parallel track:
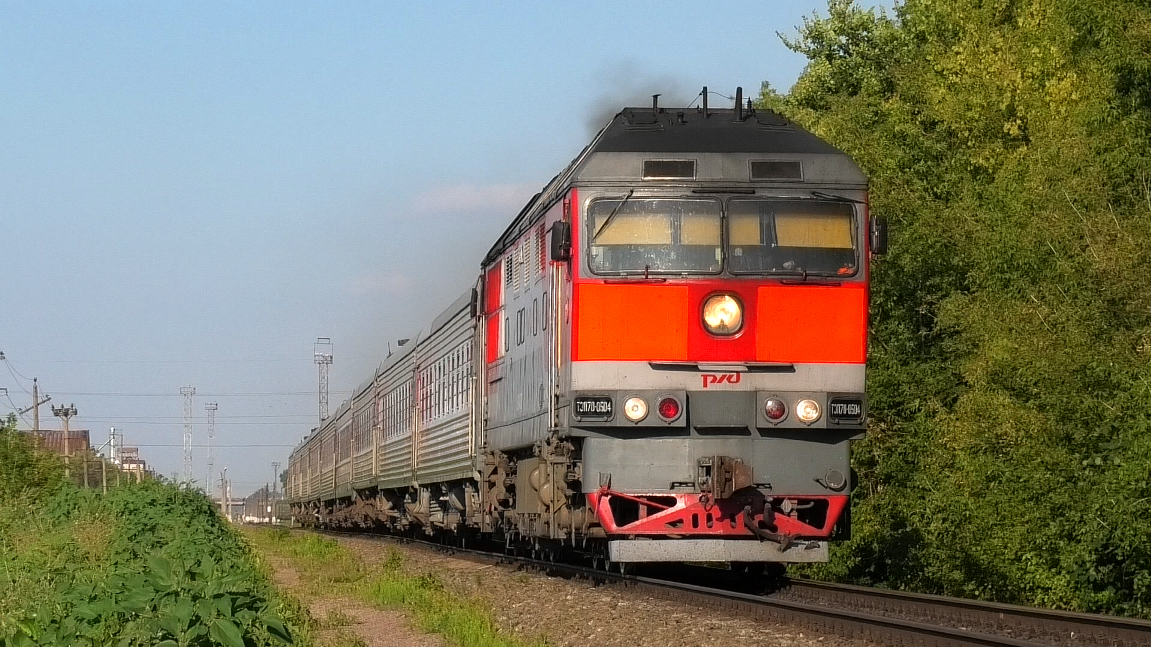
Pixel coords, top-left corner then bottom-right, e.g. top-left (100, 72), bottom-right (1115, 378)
top-left (310, 527), bottom-right (1151, 647)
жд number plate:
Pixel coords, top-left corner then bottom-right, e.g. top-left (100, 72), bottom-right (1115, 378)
top-left (828, 397), bottom-right (864, 424)
top-left (574, 396), bottom-right (613, 421)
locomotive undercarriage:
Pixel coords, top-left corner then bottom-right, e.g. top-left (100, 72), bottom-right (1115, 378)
top-left (291, 431), bottom-right (846, 567)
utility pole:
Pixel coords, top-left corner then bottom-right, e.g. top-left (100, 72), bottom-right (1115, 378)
top-left (219, 470), bottom-right (227, 515)
top-left (179, 386), bottom-right (195, 484)
top-left (51, 403), bottom-right (77, 477)
top-left (18, 378), bottom-right (52, 432)
top-left (271, 461), bottom-right (280, 496)
top-left (205, 402), bottom-right (218, 498)
top-left (314, 337), bottom-right (333, 423)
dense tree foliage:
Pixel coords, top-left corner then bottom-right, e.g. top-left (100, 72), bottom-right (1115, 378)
top-left (764, 0), bottom-right (1151, 616)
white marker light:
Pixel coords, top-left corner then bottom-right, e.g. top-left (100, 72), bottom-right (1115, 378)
top-left (795, 399), bottom-right (822, 424)
top-left (623, 397), bottom-right (648, 422)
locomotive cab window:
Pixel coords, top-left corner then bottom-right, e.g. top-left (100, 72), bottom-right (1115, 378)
top-left (727, 199), bottom-right (858, 276)
top-left (587, 198), bottom-right (721, 275)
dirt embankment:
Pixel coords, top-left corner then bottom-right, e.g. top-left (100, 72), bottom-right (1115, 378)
top-left (336, 536), bottom-right (871, 647)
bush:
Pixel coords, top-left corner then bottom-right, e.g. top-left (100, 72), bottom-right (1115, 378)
top-left (0, 425), bottom-right (308, 646)
top-left (769, 0), bottom-right (1151, 617)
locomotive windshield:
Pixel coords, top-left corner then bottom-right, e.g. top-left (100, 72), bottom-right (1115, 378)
top-left (726, 199), bottom-right (857, 276)
top-left (587, 198), bottom-right (722, 274)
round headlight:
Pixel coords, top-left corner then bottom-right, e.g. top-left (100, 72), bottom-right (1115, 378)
top-left (764, 398), bottom-right (787, 422)
top-left (702, 294), bottom-right (743, 335)
top-left (657, 397), bottom-right (681, 421)
top-left (795, 399), bottom-right (821, 424)
top-left (623, 397), bottom-right (648, 422)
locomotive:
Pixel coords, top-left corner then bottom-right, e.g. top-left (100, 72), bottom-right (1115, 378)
top-left (286, 88), bottom-right (884, 568)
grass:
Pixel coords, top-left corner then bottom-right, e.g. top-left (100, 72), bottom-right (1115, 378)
top-left (247, 528), bottom-right (542, 647)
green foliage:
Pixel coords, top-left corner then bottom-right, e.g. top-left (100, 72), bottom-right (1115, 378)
top-left (769, 0), bottom-right (1151, 617)
top-left (0, 432), bottom-right (309, 646)
top-left (250, 529), bottom-right (535, 647)
top-left (0, 418), bottom-right (64, 501)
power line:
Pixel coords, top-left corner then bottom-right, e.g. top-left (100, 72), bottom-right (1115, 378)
top-left (121, 443), bottom-right (298, 448)
top-left (48, 391), bottom-right (352, 397)
top-left (3, 361), bottom-right (34, 396)
top-left (75, 420), bottom-right (317, 426)
top-left (0, 352), bottom-right (35, 384)
top-left (78, 414), bottom-right (317, 420)
top-left (3, 391), bottom-right (32, 426)
top-left (25, 358), bottom-right (306, 364)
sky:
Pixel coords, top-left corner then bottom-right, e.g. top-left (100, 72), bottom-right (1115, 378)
top-left (1, 1), bottom-right (892, 495)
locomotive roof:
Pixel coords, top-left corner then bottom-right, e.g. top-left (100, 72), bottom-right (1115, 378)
top-left (594, 106), bottom-right (840, 155)
top-left (481, 103), bottom-right (865, 266)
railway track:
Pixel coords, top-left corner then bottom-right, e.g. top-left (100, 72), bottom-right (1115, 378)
top-left (310, 527), bottom-right (1151, 647)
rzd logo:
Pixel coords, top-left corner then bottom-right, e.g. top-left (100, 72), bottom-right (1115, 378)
top-left (701, 373), bottom-right (741, 388)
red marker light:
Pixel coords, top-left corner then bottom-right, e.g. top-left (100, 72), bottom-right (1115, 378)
top-left (764, 398), bottom-right (787, 422)
top-left (657, 397), bottom-right (681, 420)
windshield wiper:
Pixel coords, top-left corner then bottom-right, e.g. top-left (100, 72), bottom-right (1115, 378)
top-left (810, 190), bottom-right (865, 204)
top-left (592, 189), bottom-right (634, 242)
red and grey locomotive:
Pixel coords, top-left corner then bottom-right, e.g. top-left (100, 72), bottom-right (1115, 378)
top-left (287, 88), bottom-right (884, 568)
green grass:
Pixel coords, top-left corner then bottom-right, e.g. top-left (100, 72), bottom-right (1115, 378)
top-left (248, 528), bottom-right (542, 647)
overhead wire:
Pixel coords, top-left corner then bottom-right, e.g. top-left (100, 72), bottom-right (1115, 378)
top-left (1, 353), bottom-right (35, 383)
top-left (3, 391), bottom-right (32, 426)
top-left (51, 391), bottom-right (351, 397)
top-left (3, 361), bottom-right (34, 397)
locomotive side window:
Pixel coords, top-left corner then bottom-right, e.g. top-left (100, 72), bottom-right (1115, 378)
top-left (726, 199), bottom-right (858, 276)
top-left (587, 198), bottom-right (722, 275)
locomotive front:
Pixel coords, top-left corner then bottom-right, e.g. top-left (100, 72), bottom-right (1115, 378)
top-left (556, 100), bottom-right (881, 564)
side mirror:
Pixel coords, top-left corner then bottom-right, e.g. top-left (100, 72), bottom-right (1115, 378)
top-left (550, 221), bottom-right (572, 262)
top-left (869, 216), bottom-right (888, 256)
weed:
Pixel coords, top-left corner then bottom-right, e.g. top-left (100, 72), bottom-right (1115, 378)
top-left (0, 425), bottom-right (312, 646)
top-left (319, 609), bottom-right (357, 628)
top-left (322, 628), bottom-right (367, 647)
top-left (251, 527), bottom-right (535, 647)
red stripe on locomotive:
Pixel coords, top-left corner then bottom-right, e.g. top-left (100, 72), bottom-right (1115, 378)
top-left (571, 281), bottom-right (866, 364)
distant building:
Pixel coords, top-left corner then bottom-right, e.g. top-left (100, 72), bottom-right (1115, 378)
top-left (28, 429), bottom-right (90, 455)
top-left (120, 458), bottom-right (152, 481)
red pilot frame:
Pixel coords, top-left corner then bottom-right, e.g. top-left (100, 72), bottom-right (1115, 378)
top-left (588, 489), bottom-right (848, 540)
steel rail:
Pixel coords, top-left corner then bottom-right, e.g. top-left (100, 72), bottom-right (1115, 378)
top-left (779, 578), bottom-right (1151, 647)
top-left (307, 527), bottom-right (1151, 647)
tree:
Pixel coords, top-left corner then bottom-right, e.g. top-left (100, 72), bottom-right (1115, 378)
top-left (766, 0), bottom-right (1151, 617)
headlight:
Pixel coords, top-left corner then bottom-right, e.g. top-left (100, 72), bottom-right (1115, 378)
top-left (795, 399), bottom-right (821, 424)
top-left (702, 294), bottom-right (743, 335)
top-left (623, 397), bottom-right (648, 422)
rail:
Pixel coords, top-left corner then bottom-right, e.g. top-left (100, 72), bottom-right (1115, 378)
top-left (309, 528), bottom-right (1151, 647)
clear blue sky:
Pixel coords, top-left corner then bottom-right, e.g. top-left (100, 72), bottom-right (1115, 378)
top-left (1, 1), bottom-right (892, 493)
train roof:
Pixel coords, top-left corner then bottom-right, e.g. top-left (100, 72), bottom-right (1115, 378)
top-left (483, 101), bottom-right (865, 266)
top-left (594, 106), bottom-right (840, 155)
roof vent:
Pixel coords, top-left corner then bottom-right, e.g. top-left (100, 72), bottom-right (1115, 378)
top-left (623, 109), bottom-right (658, 125)
top-left (643, 159), bottom-right (696, 179)
top-left (750, 161), bottom-right (803, 181)
top-left (755, 111), bottom-right (789, 128)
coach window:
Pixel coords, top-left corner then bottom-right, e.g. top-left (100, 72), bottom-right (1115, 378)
top-left (727, 199), bottom-right (858, 277)
top-left (587, 198), bottom-right (721, 275)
